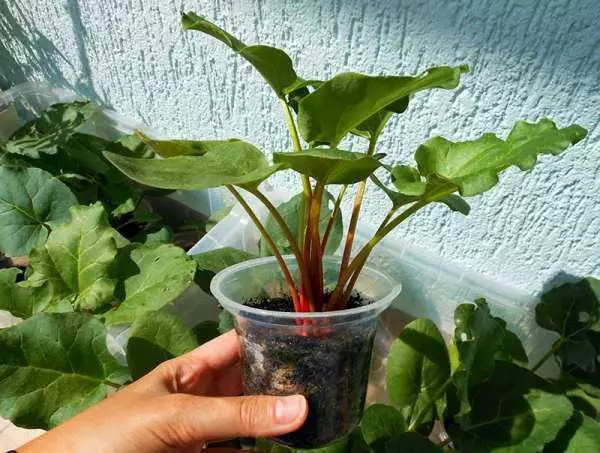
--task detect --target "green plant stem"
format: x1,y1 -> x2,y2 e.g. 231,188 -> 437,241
407,377 -> 453,432
335,137 -> 378,300
227,185 -> 301,310
104,379 -> 123,389
281,99 -> 312,251
321,185 -> 347,253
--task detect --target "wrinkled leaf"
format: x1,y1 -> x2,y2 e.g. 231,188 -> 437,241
105,244 -> 197,325
449,362 -> 574,453
273,148 -> 381,184
182,12 -> 298,96
386,318 -> 450,427
361,404 -> 406,445
104,140 -> 280,190
259,191 -> 343,256
0,268 -> 72,318
297,66 -> 467,146
416,119 -> 587,197
5,102 -> 97,158
0,313 -> 129,429
126,310 -> 198,379
26,203 -> 117,311
0,166 -> 77,256
193,247 -> 257,295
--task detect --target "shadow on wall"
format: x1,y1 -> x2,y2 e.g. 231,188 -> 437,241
0,0 -> 107,105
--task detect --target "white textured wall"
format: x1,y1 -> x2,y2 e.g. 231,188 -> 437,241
1,0 -> 599,294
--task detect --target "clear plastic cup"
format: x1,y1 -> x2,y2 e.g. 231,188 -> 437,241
211,255 -> 401,449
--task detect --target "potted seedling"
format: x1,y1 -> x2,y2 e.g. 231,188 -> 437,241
104,11 -> 587,448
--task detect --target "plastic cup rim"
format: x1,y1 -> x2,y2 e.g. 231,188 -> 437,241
210,254 -> 402,320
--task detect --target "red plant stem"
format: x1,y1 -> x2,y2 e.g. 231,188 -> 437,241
321,185 -> 347,254
227,185 -> 302,311
249,188 -> 315,310
310,183 -> 325,310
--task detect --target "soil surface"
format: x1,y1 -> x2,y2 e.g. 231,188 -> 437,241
238,293 -> 377,449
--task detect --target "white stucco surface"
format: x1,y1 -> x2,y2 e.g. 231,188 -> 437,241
1,0 -> 599,294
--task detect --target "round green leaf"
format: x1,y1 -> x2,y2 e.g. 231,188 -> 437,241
0,166 -> 77,256
361,404 -> 407,445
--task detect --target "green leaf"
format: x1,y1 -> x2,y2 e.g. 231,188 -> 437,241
193,321 -> 220,345
0,268 -> 72,318
134,226 -> 173,245
449,362 -> 574,453
259,191 -> 343,256
372,432 -> 443,453
536,278 -> 600,338
370,174 -> 417,209
297,66 -> 467,146
415,119 -> 587,197
205,204 -> 234,232
25,203 -> 117,311
218,309 -> 235,333
182,12 -> 298,96
0,313 -> 129,429
566,386 -> 600,420
273,148 -> 381,184
453,300 -> 508,389
193,247 -> 257,295
126,310 -> 198,379
104,139 -> 281,190
104,244 -> 197,325
361,404 -> 407,445
5,102 -> 98,158
389,165 -> 426,196
545,411 -> 600,452
0,166 -> 78,256
438,194 -> 471,215
386,318 -> 450,427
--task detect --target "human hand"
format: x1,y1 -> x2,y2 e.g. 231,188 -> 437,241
19,331 -> 307,453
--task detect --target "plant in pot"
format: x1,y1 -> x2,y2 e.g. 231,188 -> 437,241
103,11 -> 587,449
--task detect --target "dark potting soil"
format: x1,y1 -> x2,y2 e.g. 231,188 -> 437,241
238,293 -> 377,449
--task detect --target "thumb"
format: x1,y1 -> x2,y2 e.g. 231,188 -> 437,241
163,394 -> 308,445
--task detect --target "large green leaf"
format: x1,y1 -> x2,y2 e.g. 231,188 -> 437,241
361,404 -> 407,445
259,191 -> 343,256
545,411 -> 600,452
26,203 -> 118,311
104,139 -> 280,190
193,246 -> 257,295
449,362 -> 574,453
415,119 -> 587,197
105,244 -> 197,325
372,432 -> 443,453
273,148 -> 381,184
0,268 -> 72,318
297,66 -> 467,146
126,310 -> 198,379
386,319 -> 450,427
0,313 -> 129,429
5,102 -> 98,158
182,12 -> 298,96
0,166 -> 77,256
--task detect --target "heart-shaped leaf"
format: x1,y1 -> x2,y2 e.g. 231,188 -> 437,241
182,12 -> 298,96
361,404 -> 407,445
297,66 -> 467,146
273,148 -> 381,184
0,312 -> 130,429
259,191 -> 343,256
0,166 -> 78,256
126,310 -> 198,379
105,243 -> 197,325
5,101 -> 98,158
0,268 -> 72,319
104,139 -> 280,190
192,247 -> 257,295
25,203 -> 118,311
386,318 -> 450,428
415,119 -> 587,197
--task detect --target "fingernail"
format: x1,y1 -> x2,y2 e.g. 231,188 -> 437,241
275,395 -> 305,424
